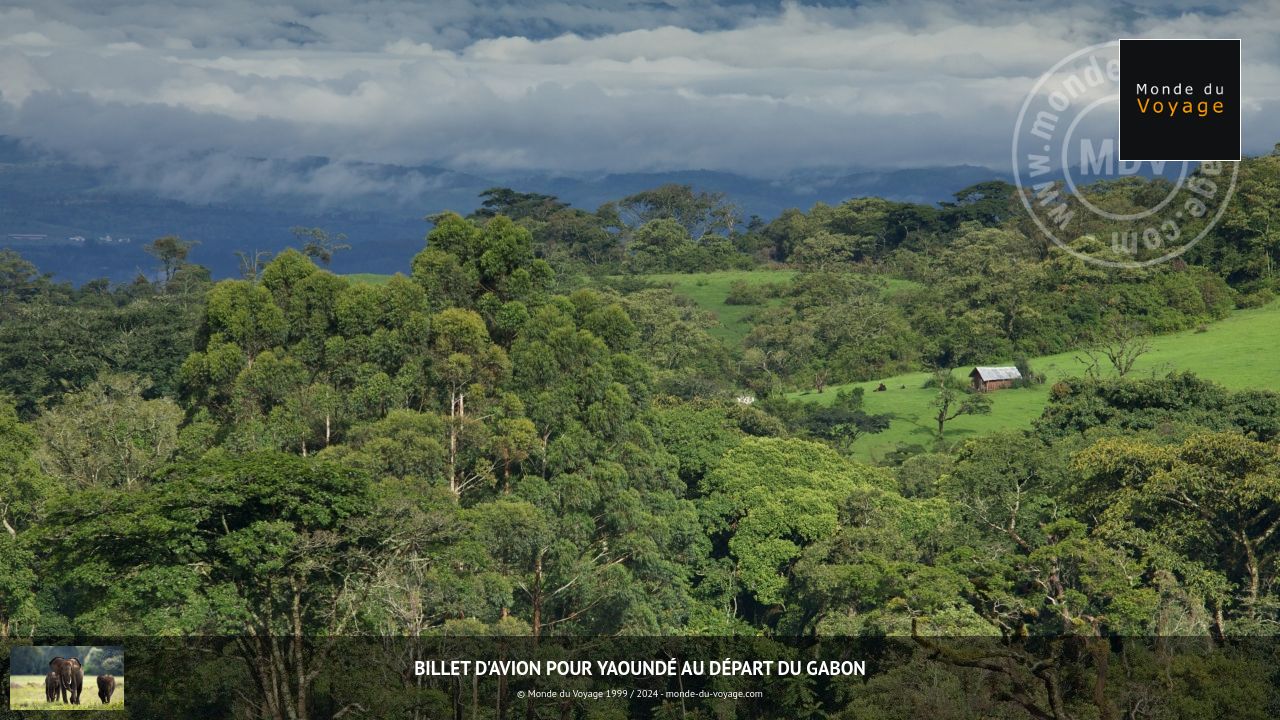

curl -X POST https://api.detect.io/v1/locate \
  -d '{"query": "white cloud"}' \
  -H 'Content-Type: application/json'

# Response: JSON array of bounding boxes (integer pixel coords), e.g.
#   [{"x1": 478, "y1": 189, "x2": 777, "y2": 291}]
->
[
  {"x1": 0, "y1": 0, "x2": 1277, "y2": 196},
  {"x1": 0, "y1": 49, "x2": 51, "y2": 103}
]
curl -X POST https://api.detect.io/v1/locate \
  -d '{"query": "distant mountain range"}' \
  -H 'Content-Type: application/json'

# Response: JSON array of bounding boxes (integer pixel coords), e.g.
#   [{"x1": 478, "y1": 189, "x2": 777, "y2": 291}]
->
[{"x1": 0, "y1": 136, "x2": 1006, "y2": 283}]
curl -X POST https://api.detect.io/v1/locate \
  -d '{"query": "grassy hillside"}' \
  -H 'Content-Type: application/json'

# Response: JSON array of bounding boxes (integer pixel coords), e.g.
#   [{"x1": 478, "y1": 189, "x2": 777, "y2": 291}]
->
[
  {"x1": 792, "y1": 300, "x2": 1280, "y2": 463},
  {"x1": 639, "y1": 270, "x2": 919, "y2": 344},
  {"x1": 349, "y1": 269, "x2": 803, "y2": 343},
  {"x1": 639, "y1": 270, "x2": 796, "y2": 343},
  {"x1": 349, "y1": 268, "x2": 922, "y2": 346}
]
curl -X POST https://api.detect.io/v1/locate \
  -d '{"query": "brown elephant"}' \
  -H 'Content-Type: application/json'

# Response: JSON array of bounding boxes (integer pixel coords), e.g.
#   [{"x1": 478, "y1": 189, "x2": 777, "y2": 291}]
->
[
  {"x1": 97, "y1": 674, "x2": 116, "y2": 704},
  {"x1": 44, "y1": 671, "x2": 59, "y2": 703},
  {"x1": 48, "y1": 656, "x2": 83, "y2": 704}
]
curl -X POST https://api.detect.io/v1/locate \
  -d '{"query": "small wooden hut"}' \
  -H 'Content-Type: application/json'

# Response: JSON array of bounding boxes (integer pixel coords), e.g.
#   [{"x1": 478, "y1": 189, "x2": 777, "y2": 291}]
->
[{"x1": 969, "y1": 366, "x2": 1022, "y2": 392}]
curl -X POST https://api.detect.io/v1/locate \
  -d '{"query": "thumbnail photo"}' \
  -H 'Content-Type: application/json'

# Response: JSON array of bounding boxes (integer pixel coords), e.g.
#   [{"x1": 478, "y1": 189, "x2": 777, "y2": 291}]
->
[{"x1": 7, "y1": 647, "x2": 123, "y2": 711}]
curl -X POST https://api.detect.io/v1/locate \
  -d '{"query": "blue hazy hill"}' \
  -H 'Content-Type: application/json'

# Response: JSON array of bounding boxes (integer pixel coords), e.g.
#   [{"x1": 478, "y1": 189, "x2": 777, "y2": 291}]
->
[{"x1": 0, "y1": 138, "x2": 1006, "y2": 283}]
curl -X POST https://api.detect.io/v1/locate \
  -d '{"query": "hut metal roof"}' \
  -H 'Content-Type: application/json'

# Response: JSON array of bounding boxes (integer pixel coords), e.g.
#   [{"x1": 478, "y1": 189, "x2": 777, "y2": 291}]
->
[{"x1": 971, "y1": 366, "x2": 1022, "y2": 381}]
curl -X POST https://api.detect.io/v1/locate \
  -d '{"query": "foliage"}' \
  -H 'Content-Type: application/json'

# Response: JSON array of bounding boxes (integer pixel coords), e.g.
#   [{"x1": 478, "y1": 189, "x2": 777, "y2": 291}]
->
[
  {"x1": 143, "y1": 235, "x2": 197, "y2": 282},
  {"x1": 36, "y1": 374, "x2": 183, "y2": 489},
  {"x1": 613, "y1": 183, "x2": 739, "y2": 239},
  {"x1": 701, "y1": 437, "x2": 894, "y2": 608},
  {"x1": 1037, "y1": 372, "x2": 1280, "y2": 442},
  {"x1": 4, "y1": 165, "x2": 1280, "y2": 716},
  {"x1": 0, "y1": 276, "x2": 204, "y2": 419},
  {"x1": 291, "y1": 226, "x2": 350, "y2": 266},
  {"x1": 790, "y1": 297, "x2": 1280, "y2": 463},
  {"x1": 1075, "y1": 432, "x2": 1280, "y2": 632}
]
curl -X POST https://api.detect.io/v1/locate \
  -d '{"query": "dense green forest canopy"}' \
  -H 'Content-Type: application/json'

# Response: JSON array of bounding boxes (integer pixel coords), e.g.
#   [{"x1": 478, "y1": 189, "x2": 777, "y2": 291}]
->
[{"x1": 3, "y1": 152, "x2": 1280, "y2": 719}]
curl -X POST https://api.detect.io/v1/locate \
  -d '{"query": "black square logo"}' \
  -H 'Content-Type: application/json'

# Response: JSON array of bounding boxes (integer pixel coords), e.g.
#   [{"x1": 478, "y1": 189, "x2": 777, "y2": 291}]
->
[{"x1": 1119, "y1": 39, "x2": 1240, "y2": 161}]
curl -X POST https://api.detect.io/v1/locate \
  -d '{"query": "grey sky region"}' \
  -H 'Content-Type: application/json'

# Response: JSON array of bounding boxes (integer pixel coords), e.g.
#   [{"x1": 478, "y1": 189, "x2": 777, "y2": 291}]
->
[{"x1": 2, "y1": 0, "x2": 1278, "y2": 196}]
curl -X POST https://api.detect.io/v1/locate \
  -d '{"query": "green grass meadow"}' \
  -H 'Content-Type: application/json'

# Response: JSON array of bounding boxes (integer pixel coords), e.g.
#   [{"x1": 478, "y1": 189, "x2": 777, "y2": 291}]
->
[
  {"x1": 639, "y1": 269, "x2": 918, "y2": 344},
  {"x1": 350, "y1": 268, "x2": 921, "y2": 345},
  {"x1": 793, "y1": 300, "x2": 1280, "y2": 462},
  {"x1": 347, "y1": 268, "x2": 1276, "y2": 463},
  {"x1": 349, "y1": 269, "x2": 807, "y2": 343},
  {"x1": 639, "y1": 270, "x2": 796, "y2": 343},
  {"x1": 8, "y1": 676, "x2": 125, "y2": 711}
]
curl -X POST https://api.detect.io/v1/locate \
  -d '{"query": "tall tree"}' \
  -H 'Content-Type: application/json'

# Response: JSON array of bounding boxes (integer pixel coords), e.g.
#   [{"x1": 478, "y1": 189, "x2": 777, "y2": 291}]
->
[
  {"x1": 615, "y1": 184, "x2": 738, "y2": 238},
  {"x1": 701, "y1": 437, "x2": 894, "y2": 611},
  {"x1": 1077, "y1": 432, "x2": 1280, "y2": 631},
  {"x1": 291, "y1": 227, "x2": 351, "y2": 267},
  {"x1": 0, "y1": 398, "x2": 48, "y2": 537},
  {"x1": 428, "y1": 308, "x2": 511, "y2": 499},
  {"x1": 470, "y1": 187, "x2": 568, "y2": 222},
  {"x1": 36, "y1": 374, "x2": 183, "y2": 489},
  {"x1": 201, "y1": 280, "x2": 288, "y2": 363},
  {"x1": 0, "y1": 249, "x2": 45, "y2": 307},
  {"x1": 0, "y1": 398, "x2": 46, "y2": 638},
  {"x1": 144, "y1": 235, "x2": 198, "y2": 282},
  {"x1": 46, "y1": 453, "x2": 377, "y2": 720}
]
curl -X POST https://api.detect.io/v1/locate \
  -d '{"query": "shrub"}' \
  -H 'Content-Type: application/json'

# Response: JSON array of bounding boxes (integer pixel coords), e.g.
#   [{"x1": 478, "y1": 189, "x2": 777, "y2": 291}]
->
[
  {"x1": 725, "y1": 280, "x2": 768, "y2": 306},
  {"x1": 1014, "y1": 356, "x2": 1045, "y2": 387},
  {"x1": 1238, "y1": 288, "x2": 1276, "y2": 309}
]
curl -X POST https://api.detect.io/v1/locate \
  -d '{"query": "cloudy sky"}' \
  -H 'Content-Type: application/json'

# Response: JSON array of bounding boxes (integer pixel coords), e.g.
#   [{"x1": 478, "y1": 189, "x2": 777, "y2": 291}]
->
[{"x1": 2, "y1": 0, "x2": 1279, "y2": 187}]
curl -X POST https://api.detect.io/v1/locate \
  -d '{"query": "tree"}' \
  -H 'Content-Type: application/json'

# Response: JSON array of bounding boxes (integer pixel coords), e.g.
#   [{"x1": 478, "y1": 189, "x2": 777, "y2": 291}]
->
[
  {"x1": 413, "y1": 213, "x2": 552, "y2": 312},
  {"x1": 46, "y1": 452, "x2": 377, "y2": 720},
  {"x1": 534, "y1": 208, "x2": 617, "y2": 266},
  {"x1": 0, "y1": 283, "x2": 201, "y2": 419},
  {"x1": 939, "y1": 181, "x2": 1017, "y2": 227},
  {"x1": 741, "y1": 308, "x2": 819, "y2": 394},
  {"x1": 235, "y1": 249, "x2": 274, "y2": 282},
  {"x1": 616, "y1": 184, "x2": 738, "y2": 239},
  {"x1": 791, "y1": 230, "x2": 864, "y2": 270},
  {"x1": 0, "y1": 249, "x2": 45, "y2": 306},
  {"x1": 1076, "y1": 432, "x2": 1280, "y2": 632},
  {"x1": 701, "y1": 437, "x2": 894, "y2": 609},
  {"x1": 1201, "y1": 152, "x2": 1280, "y2": 283},
  {"x1": 358, "y1": 474, "x2": 516, "y2": 666},
  {"x1": 626, "y1": 218, "x2": 695, "y2": 272},
  {"x1": 797, "y1": 389, "x2": 891, "y2": 452},
  {"x1": 320, "y1": 410, "x2": 446, "y2": 483},
  {"x1": 782, "y1": 481, "x2": 971, "y2": 636},
  {"x1": 291, "y1": 227, "x2": 351, "y2": 266},
  {"x1": 429, "y1": 308, "x2": 511, "y2": 499},
  {"x1": 469, "y1": 187, "x2": 568, "y2": 222},
  {"x1": 915, "y1": 227, "x2": 1044, "y2": 366},
  {"x1": 144, "y1": 235, "x2": 198, "y2": 282},
  {"x1": 500, "y1": 302, "x2": 703, "y2": 637},
  {"x1": 0, "y1": 397, "x2": 47, "y2": 638},
  {"x1": 615, "y1": 288, "x2": 734, "y2": 397},
  {"x1": 36, "y1": 374, "x2": 182, "y2": 489},
  {"x1": 0, "y1": 532, "x2": 38, "y2": 639},
  {"x1": 202, "y1": 280, "x2": 287, "y2": 363},
  {"x1": 1036, "y1": 371, "x2": 1280, "y2": 442},
  {"x1": 929, "y1": 432, "x2": 1162, "y2": 720},
  {"x1": 1094, "y1": 314, "x2": 1152, "y2": 377},
  {"x1": 0, "y1": 396, "x2": 51, "y2": 537},
  {"x1": 931, "y1": 370, "x2": 991, "y2": 440},
  {"x1": 761, "y1": 207, "x2": 812, "y2": 261}
]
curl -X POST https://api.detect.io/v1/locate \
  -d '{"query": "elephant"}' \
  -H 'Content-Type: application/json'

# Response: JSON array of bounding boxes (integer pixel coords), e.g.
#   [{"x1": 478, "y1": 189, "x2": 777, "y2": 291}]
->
[
  {"x1": 44, "y1": 671, "x2": 59, "y2": 703},
  {"x1": 97, "y1": 674, "x2": 117, "y2": 704},
  {"x1": 48, "y1": 656, "x2": 84, "y2": 704}
]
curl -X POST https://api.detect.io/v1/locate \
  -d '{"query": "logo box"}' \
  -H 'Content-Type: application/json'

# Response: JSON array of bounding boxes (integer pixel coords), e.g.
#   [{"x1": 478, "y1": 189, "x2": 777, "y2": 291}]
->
[{"x1": 1119, "y1": 39, "x2": 1241, "y2": 161}]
